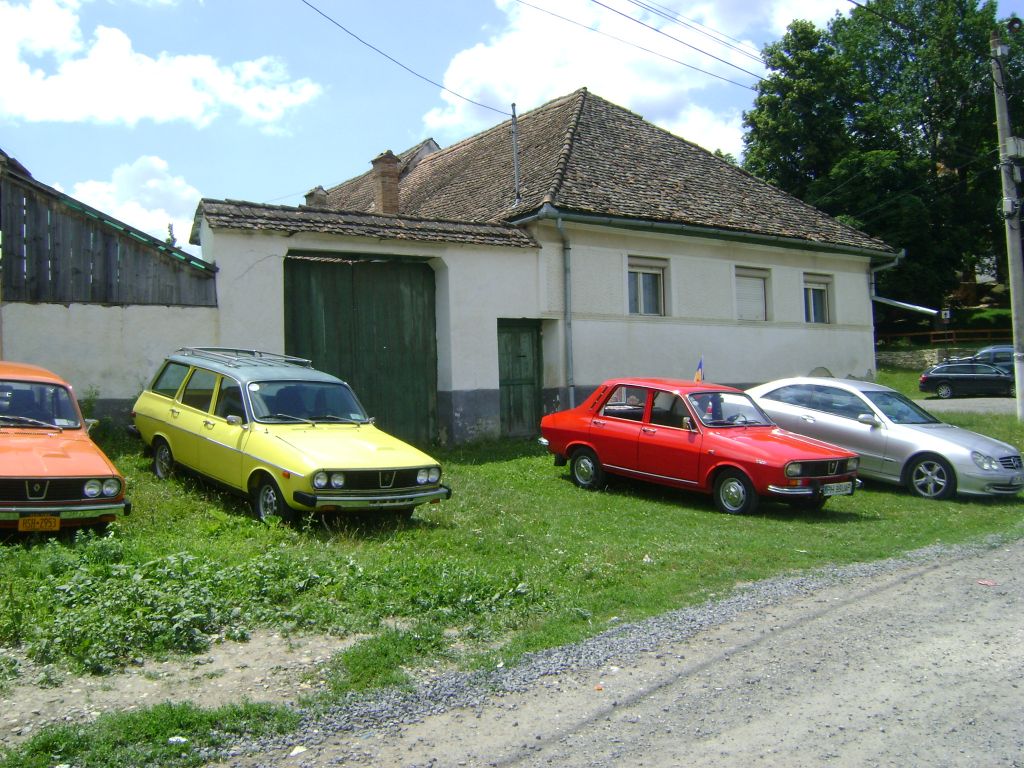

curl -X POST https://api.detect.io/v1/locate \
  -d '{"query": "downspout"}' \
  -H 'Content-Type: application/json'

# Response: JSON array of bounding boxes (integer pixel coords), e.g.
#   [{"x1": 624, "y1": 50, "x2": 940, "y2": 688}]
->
[
  {"x1": 870, "y1": 249, "x2": 938, "y2": 316},
  {"x1": 555, "y1": 214, "x2": 576, "y2": 408}
]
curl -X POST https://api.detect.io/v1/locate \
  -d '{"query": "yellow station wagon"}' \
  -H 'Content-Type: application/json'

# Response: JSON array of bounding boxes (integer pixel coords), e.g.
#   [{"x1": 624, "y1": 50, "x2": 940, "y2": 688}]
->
[{"x1": 131, "y1": 348, "x2": 451, "y2": 521}]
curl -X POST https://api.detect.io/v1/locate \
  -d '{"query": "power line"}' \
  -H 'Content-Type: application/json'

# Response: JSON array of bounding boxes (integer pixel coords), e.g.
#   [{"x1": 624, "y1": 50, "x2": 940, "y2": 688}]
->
[
  {"x1": 588, "y1": 0, "x2": 764, "y2": 81},
  {"x1": 625, "y1": 0, "x2": 763, "y2": 63},
  {"x1": 297, "y1": 0, "x2": 511, "y2": 117},
  {"x1": 514, "y1": 0, "x2": 758, "y2": 90}
]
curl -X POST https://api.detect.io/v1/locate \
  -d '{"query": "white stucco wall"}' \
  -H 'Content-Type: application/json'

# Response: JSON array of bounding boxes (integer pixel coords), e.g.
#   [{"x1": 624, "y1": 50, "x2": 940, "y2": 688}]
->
[
  {"x1": 202, "y1": 222, "x2": 542, "y2": 396},
  {"x1": 201, "y1": 215, "x2": 880, "y2": 431},
  {"x1": 529, "y1": 220, "x2": 878, "y2": 389},
  {"x1": 0, "y1": 302, "x2": 217, "y2": 399}
]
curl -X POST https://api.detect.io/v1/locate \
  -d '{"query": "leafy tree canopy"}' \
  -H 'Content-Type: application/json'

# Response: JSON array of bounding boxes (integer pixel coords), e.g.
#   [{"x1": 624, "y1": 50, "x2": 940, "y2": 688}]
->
[{"x1": 742, "y1": 0, "x2": 1023, "y2": 313}]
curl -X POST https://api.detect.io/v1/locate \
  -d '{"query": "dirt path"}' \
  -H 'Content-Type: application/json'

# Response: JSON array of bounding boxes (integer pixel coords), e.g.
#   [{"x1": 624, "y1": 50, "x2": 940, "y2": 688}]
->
[
  {"x1": 242, "y1": 538, "x2": 1024, "y2": 767},
  {"x1": 0, "y1": 632, "x2": 355, "y2": 745}
]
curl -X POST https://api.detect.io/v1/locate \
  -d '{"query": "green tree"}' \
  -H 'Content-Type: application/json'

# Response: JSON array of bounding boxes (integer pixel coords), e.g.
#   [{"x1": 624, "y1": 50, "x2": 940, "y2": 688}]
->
[{"x1": 743, "y1": 0, "x2": 1020, "y2": 312}]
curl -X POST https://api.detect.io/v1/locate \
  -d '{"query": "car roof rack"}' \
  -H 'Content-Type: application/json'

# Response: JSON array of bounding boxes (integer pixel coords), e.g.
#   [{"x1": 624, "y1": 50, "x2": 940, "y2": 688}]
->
[{"x1": 176, "y1": 347, "x2": 313, "y2": 368}]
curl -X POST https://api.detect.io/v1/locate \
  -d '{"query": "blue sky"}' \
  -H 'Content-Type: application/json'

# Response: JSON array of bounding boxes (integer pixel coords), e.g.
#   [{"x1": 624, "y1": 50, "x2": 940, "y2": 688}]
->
[{"x1": 2, "y1": 0, "x2": 1021, "y2": 256}]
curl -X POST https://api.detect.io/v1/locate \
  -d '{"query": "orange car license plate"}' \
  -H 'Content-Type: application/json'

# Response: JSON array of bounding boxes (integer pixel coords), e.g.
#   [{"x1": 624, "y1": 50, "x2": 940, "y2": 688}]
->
[{"x1": 18, "y1": 515, "x2": 60, "y2": 532}]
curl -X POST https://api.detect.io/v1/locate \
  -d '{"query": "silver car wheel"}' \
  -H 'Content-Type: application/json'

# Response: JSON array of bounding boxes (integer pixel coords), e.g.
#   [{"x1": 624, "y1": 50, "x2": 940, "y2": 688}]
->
[
  {"x1": 907, "y1": 456, "x2": 955, "y2": 500},
  {"x1": 936, "y1": 383, "x2": 954, "y2": 399}
]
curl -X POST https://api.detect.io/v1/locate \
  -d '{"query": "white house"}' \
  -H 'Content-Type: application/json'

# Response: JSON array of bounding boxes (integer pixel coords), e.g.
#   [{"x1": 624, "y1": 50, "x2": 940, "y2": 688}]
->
[{"x1": 191, "y1": 89, "x2": 898, "y2": 444}]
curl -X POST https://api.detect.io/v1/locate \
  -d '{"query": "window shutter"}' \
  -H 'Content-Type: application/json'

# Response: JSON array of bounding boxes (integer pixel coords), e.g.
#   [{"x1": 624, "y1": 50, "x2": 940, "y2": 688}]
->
[{"x1": 736, "y1": 275, "x2": 766, "y2": 321}]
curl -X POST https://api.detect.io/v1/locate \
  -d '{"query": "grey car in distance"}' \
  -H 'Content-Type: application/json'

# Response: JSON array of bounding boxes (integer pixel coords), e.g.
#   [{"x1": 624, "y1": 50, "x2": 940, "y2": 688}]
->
[{"x1": 746, "y1": 377, "x2": 1024, "y2": 500}]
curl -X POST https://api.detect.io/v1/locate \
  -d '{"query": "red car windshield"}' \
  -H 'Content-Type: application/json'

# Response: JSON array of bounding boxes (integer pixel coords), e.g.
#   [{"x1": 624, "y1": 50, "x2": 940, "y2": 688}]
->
[{"x1": 686, "y1": 391, "x2": 772, "y2": 427}]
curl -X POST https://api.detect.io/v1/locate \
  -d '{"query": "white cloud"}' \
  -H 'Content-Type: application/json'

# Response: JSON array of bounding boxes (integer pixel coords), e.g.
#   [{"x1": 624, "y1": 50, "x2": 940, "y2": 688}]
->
[
  {"x1": 0, "y1": 0, "x2": 322, "y2": 128},
  {"x1": 423, "y1": 0, "x2": 850, "y2": 156},
  {"x1": 662, "y1": 104, "x2": 746, "y2": 159},
  {"x1": 64, "y1": 156, "x2": 202, "y2": 255}
]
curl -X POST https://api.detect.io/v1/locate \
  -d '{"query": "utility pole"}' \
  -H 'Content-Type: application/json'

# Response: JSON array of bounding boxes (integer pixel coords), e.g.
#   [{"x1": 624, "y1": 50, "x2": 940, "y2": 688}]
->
[{"x1": 990, "y1": 30, "x2": 1024, "y2": 421}]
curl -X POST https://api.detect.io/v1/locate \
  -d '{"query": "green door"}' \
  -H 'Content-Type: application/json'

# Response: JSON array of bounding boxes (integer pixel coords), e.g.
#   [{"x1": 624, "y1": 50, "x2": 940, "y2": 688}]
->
[
  {"x1": 498, "y1": 320, "x2": 542, "y2": 438},
  {"x1": 284, "y1": 255, "x2": 437, "y2": 445}
]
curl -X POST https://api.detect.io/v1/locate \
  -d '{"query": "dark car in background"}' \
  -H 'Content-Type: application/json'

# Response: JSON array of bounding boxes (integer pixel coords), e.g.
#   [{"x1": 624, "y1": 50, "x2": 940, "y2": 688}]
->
[
  {"x1": 918, "y1": 362, "x2": 1014, "y2": 399},
  {"x1": 965, "y1": 344, "x2": 1013, "y2": 374}
]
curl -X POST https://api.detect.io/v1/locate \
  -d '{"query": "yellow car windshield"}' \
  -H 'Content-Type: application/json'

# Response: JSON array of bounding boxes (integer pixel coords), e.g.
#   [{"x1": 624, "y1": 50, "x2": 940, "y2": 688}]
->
[{"x1": 247, "y1": 381, "x2": 368, "y2": 424}]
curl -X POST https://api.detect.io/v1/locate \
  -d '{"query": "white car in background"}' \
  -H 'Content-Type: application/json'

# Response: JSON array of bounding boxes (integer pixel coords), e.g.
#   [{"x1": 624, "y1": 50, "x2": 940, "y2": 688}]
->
[{"x1": 746, "y1": 377, "x2": 1024, "y2": 500}]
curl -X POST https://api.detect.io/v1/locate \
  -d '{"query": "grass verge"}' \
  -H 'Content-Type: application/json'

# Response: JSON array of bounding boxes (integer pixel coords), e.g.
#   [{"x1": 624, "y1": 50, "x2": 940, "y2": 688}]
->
[{"x1": 0, "y1": 374, "x2": 1022, "y2": 766}]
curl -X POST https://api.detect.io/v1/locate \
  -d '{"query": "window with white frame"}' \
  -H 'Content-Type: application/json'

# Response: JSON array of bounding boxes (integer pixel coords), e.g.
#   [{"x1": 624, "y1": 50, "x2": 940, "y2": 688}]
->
[
  {"x1": 735, "y1": 267, "x2": 769, "y2": 321},
  {"x1": 803, "y1": 274, "x2": 832, "y2": 324},
  {"x1": 628, "y1": 258, "x2": 666, "y2": 316}
]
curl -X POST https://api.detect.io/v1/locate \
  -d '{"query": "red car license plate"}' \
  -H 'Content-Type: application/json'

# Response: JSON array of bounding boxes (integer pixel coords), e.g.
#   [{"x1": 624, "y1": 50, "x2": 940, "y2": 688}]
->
[
  {"x1": 823, "y1": 481, "x2": 853, "y2": 497},
  {"x1": 19, "y1": 515, "x2": 60, "y2": 532}
]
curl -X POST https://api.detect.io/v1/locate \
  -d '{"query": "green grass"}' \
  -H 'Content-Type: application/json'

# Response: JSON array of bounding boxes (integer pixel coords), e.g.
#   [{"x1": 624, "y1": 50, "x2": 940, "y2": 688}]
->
[
  {"x1": 1, "y1": 383, "x2": 1023, "y2": 766},
  {"x1": 876, "y1": 366, "x2": 922, "y2": 397},
  {"x1": 1, "y1": 701, "x2": 298, "y2": 768}
]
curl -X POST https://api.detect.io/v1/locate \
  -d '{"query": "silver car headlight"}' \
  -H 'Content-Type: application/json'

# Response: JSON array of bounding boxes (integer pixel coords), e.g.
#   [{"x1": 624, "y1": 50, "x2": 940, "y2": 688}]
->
[
  {"x1": 785, "y1": 463, "x2": 802, "y2": 478},
  {"x1": 102, "y1": 478, "x2": 121, "y2": 497},
  {"x1": 330, "y1": 472, "x2": 345, "y2": 489},
  {"x1": 313, "y1": 471, "x2": 329, "y2": 489},
  {"x1": 429, "y1": 467, "x2": 441, "y2": 483},
  {"x1": 84, "y1": 479, "x2": 102, "y2": 498},
  {"x1": 847, "y1": 457, "x2": 859, "y2": 471},
  {"x1": 971, "y1": 451, "x2": 1000, "y2": 472}
]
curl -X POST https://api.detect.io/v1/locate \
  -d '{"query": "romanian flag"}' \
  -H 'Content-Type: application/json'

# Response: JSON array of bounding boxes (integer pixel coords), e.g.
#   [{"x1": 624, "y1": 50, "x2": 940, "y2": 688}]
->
[{"x1": 694, "y1": 355, "x2": 704, "y2": 382}]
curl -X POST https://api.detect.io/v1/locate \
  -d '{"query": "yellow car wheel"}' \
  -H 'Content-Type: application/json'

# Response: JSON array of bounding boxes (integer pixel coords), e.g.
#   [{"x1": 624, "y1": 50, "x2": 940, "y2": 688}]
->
[{"x1": 251, "y1": 475, "x2": 294, "y2": 524}]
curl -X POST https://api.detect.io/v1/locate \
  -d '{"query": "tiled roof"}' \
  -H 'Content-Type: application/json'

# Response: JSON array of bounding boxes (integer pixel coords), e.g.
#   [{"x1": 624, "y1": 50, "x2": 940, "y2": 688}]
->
[
  {"x1": 326, "y1": 89, "x2": 895, "y2": 255},
  {"x1": 192, "y1": 199, "x2": 535, "y2": 248}
]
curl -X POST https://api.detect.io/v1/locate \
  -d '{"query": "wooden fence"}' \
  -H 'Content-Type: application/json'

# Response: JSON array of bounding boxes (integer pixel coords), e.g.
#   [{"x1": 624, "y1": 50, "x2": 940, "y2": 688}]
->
[
  {"x1": 876, "y1": 328, "x2": 1012, "y2": 345},
  {"x1": 1, "y1": 171, "x2": 217, "y2": 306}
]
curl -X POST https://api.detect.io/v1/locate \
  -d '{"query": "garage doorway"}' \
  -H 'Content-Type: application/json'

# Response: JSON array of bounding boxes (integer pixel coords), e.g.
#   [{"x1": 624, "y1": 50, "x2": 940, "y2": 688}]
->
[{"x1": 284, "y1": 255, "x2": 437, "y2": 445}]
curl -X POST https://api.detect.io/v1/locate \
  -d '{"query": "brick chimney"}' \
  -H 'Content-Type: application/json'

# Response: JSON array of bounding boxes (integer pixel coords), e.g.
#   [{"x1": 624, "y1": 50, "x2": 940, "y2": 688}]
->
[
  {"x1": 304, "y1": 185, "x2": 328, "y2": 207},
  {"x1": 371, "y1": 150, "x2": 400, "y2": 215}
]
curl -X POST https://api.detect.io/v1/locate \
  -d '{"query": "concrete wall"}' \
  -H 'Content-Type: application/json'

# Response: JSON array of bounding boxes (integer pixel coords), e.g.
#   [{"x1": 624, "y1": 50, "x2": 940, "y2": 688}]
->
[{"x1": 0, "y1": 302, "x2": 217, "y2": 419}]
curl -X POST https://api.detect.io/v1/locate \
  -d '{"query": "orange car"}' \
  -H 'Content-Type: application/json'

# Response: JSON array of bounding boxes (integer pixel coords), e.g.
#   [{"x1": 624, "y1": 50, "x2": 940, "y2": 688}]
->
[{"x1": 0, "y1": 362, "x2": 130, "y2": 533}]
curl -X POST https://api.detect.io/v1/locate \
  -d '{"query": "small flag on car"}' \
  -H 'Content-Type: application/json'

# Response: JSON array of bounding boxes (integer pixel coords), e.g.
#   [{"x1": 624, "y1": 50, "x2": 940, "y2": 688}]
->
[{"x1": 695, "y1": 355, "x2": 704, "y2": 382}]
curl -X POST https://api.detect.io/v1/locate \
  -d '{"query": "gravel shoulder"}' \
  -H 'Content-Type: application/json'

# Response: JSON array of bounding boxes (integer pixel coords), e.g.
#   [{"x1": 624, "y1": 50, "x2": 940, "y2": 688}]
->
[{"x1": 218, "y1": 536, "x2": 1024, "y2": 767}]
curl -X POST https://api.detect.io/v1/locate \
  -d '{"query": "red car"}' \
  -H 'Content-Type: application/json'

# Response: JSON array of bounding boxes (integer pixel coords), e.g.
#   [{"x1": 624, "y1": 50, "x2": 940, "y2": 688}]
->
[{"x1": 539, "y1": 378, "x2": 859, "y2": 514}]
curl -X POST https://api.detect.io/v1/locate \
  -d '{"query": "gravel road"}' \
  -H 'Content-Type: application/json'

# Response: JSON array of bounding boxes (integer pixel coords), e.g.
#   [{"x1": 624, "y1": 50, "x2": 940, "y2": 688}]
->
[{"x1": 218, "y1": 536, "x2": 1024, "y2": 768}]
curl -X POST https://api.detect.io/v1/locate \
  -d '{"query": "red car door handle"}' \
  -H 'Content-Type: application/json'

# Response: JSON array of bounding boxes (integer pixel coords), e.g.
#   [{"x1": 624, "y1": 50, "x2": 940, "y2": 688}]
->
[
  {"x1": 641, "y1": 426, "x2": 657, "y2": 434},
  {"x1": 592, "y1": 419, "x2": 606, "y2": 427}
]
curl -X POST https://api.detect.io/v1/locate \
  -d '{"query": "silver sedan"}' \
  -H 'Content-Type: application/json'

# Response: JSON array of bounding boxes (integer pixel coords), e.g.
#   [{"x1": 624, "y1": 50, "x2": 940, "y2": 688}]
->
[{"x1": 746, "y1": 377, "x2": 1024, "y2": 500}]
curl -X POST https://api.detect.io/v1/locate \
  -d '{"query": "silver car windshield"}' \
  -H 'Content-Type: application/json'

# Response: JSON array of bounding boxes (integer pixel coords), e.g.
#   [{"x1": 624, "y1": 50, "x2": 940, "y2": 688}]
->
[
  {"x1": 248, "y1": 381, "x2": 369, "y2": 424},
  {"x1": 863, "y1": 390, "x2": 940, "y2": 425},
  {"x1": 687, "y1": 391, "x2": 772, "y2": 427}
]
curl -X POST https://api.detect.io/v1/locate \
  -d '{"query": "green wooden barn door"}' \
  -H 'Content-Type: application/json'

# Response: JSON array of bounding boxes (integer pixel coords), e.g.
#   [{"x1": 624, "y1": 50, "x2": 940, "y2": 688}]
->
[
  {"x1": 498, "y1": 320, "x2": 541, "y2": 437},
  {"x1": 284, "y1": 256, "x2": 437, "y2": 445}
]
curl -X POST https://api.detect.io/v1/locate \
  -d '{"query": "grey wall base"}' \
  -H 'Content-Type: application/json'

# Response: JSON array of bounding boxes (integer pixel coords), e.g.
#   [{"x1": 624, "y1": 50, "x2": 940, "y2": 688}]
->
[{"x1": 437, "y1": 389, "x2": 501, "y2": 444}]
